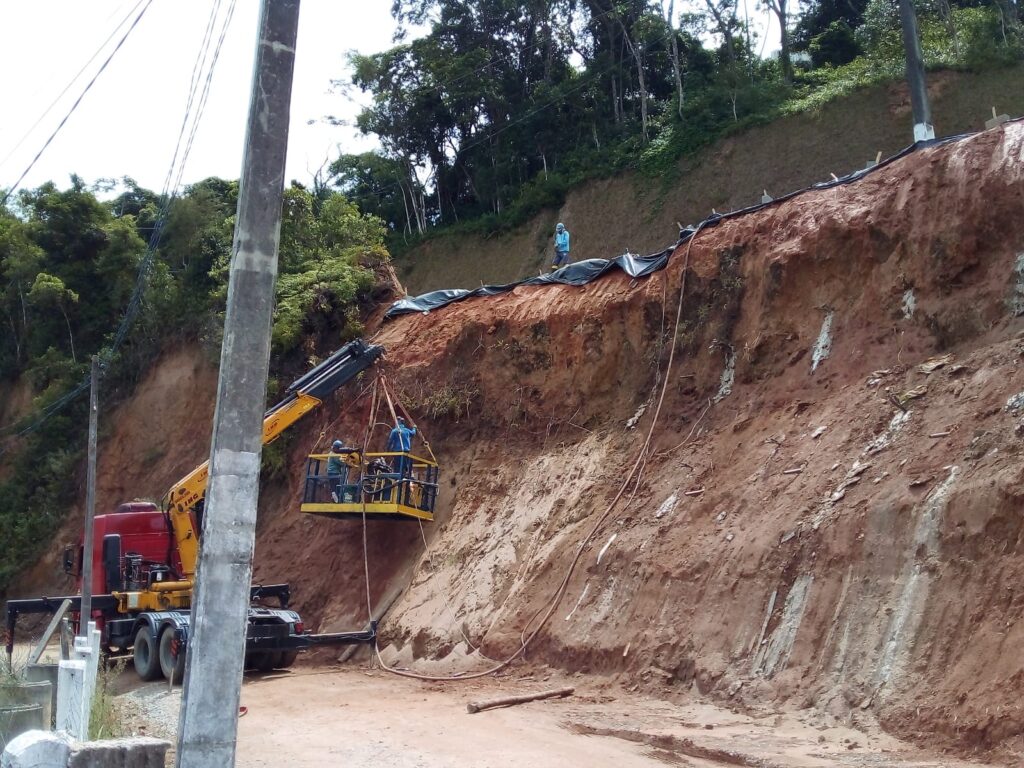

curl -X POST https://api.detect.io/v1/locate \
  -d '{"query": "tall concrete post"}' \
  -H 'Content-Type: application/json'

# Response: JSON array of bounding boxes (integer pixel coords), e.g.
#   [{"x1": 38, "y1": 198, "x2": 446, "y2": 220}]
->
[
  {"x1": 176, "y1": 2, "x2": 300, "y2": 766},
  {"x1": 897, "y1": 0, "x2": 935, "y2": 141},
  {"x1": 79, "y1": 355, "x2": 99, "y2": 629}
]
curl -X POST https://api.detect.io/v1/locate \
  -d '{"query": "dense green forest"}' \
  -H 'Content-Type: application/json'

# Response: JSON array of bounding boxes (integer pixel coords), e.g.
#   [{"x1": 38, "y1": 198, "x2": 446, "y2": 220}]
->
[
  {"x1": 0, "y1": 178, "x2": 388, "y2": 589},
  {"x1": 333, "y1": 0, "x2": 1021, "y2": 242}
]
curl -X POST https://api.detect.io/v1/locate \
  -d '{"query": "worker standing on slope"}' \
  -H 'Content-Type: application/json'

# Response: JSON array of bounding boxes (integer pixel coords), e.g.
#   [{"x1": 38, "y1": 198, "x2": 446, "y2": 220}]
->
[
  {"x1": 552, "y1": 222, "x2": 570, "y2": 270},
  {"x1": 387, "y1": 417, "x2": 418, "y2": 479}
]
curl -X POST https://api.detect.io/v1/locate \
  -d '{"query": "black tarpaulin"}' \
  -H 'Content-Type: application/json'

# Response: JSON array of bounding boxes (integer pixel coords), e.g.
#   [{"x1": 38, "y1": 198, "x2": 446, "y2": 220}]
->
[{"x1": 384, "y1": 126, "x2": 993, "y2": 321}]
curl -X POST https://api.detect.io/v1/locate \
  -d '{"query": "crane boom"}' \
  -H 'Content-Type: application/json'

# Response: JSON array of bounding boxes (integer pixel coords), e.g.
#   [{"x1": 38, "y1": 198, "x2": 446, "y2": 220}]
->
[{"x1": 162, "y1": 338, "x2": 384, "y2": 578}]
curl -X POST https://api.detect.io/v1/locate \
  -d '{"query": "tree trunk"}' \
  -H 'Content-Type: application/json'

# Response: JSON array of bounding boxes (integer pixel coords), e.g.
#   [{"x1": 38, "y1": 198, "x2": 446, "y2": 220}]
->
[
  {"x1": 666, "y1": 0, "x2": 685, "y2": 120},
  {"x1": 772, "y1": 0, "x2": 793, "y2": 81},
  {"x1": 18, "y1": 282, "x2": 27, "y2": 332},
  {"x1": 6, "y1": 311, "x2": 20, "y2": 362},
  {"x1": 704, "y1": 0, "x2": 738, "y2": 64},
  {"x1": 616, "y1": 17, "x2": 648, "y2": 141},
  {"x1": 61, "y1": 306, "x2": 76, "y2": 363},
  {"x1": 398, "y1": 181, "x2": 413, "y2": 235}
]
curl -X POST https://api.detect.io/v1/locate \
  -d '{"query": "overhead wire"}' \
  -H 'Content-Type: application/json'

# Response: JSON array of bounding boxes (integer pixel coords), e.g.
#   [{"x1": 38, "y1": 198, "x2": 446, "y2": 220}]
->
[
  {"x1": 0, "y1": 0, "x2": 238, "y2": 446},
  {"x1": 0, "y1": 0, "x2": 147, "y2": 176},
  {"x1": 0, "y1": 0, "x2": 155, "y2": 209}
]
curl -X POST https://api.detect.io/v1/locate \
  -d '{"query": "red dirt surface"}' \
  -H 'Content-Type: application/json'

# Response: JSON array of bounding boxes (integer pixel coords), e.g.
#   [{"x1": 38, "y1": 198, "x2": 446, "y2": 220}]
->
[
  {"x1": 361, "y1": 122, "x2": 1024, "y2": 763},
  {"x1": 16, "y1": 122, "x2": 1024, "y2": 763}
]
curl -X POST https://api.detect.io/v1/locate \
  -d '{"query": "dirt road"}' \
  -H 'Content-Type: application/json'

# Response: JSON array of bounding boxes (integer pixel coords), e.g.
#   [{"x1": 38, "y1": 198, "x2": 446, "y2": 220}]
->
[{"x1": 118, "y1": 665, "x2": 995, "y2": 767}]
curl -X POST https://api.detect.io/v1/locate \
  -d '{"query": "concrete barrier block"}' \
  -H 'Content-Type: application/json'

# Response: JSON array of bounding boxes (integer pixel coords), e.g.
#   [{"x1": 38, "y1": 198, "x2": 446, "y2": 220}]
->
[
  {"x1": 1, "y1": 684, "x2": 52, "y2": 730},
  {"x1": 986, "y1": 113, "x2": 1010, "y2": 129},
  {"x1": 22, "y1": 667, "x2": 58, "y2": 728},
  {"x1": 0, "y1": 705, "x2": 46, "y2": 751},
  {"x1": 1, "y1": 729, "x2": 72, "y2": 768},
  {"x1": 55, "y1": 661, "x2": 88, "y2": 741},
  {"x1": 67, "y1": 737, "x2": 171, "y2": 768}
]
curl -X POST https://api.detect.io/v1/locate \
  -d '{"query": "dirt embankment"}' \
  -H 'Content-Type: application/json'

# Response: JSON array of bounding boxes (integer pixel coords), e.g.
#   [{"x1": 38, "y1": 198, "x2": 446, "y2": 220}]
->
[
  {"x1": 246, "y1": 122, "x2": 1024, "y2": 761},
  {"x1": 13, "y1": 346, "x2": 219, "y2": 596},
  {"x1": 16, "y1": 121, "x2": 1024, "y2": 763},
  {"x1": 395, "y1": 65, "x2": 1024, "y2": 295}
]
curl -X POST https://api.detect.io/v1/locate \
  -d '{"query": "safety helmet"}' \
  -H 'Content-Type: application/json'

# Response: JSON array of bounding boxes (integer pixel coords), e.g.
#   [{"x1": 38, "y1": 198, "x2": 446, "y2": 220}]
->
[
  {"x1": 331, "y1": 440, "x2": 344, "y2": 451},
  {"x1": 556, "y1": 222, "x2": 564, "y2": 231}
]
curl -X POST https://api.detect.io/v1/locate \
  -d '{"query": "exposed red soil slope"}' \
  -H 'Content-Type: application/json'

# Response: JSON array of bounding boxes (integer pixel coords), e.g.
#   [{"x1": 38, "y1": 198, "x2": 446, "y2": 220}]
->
[
  {"x1": 17, "y1": 122, "x2": 1024, "y2": 763},
  {"x1": 14, "y1": 346, "x2": 218, "y2": 596},
  {"x1": 256, "y1": 122, "x2": 1024, "y2": 762}
]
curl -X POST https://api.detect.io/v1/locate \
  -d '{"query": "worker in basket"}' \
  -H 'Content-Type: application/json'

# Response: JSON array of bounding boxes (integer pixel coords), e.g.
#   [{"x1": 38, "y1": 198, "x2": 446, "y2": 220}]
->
[
  {"x1": 386, "y1": 416, "x2": 417, "y2": 480},
  {"x1": 326, "y1": 438, "x2": 357, "y2": 502}
]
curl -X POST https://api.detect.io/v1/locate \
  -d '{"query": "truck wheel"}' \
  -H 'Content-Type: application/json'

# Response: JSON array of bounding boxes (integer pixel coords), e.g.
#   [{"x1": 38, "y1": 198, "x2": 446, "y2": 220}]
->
[
  {"x1": 279, "y1": 651, "x2": 299, "y2": 669},
  {"x1": 253, "y1": 652, "x2": 281, "y2": 672},
  {"x1": 133, "y1": 626, "x2": 163, "y2": 681},
  {"x1": 158, "y1": 627, "x2": 186, "y2": 684}
]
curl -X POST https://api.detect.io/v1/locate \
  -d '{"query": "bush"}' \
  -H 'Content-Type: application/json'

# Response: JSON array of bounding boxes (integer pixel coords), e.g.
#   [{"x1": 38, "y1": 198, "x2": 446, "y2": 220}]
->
[{"x1": 810, "y1": 21, "x2": 862, "y2": 66}]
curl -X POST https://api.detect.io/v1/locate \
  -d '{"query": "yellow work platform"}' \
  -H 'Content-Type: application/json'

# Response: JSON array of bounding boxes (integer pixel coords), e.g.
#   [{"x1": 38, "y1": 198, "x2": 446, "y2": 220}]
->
[{"x1": 300, "y1": 451, "x2": 439, "y2": 522}]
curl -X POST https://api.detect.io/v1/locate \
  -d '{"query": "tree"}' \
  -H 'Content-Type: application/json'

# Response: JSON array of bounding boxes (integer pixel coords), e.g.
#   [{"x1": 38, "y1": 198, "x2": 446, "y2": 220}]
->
[
  {"x1": 809, "y1": 20, "x2": 861, "y2": 65},
  {"x1": 764, "y1": 0, "x2": 794, "y2": 80},
  {"x1": 663, "y1": 0, "x2": 687, "y2": 119},
  {"x1": 28, "y1": 272, "x2": 79, "y2": 362}
]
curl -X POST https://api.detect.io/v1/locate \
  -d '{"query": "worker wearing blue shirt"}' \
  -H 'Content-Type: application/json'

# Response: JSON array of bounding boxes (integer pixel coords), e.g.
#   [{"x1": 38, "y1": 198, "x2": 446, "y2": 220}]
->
[
  {"x1": 552, "y1": 222, "x2": 570, "y2": 269},
  {"x1": 387, "y1": 417, "x2": 417, "y2": 480}
]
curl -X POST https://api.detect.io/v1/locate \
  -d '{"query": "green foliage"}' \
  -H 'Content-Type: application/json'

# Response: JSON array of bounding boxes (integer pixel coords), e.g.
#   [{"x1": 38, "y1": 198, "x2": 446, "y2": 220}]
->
[
  {"x1": 339, "y1": 0, "x2": 1021, "y2": 251},
  {"x1": 0, "y1": 177, "x2": 389, "y2": 593},
  {"x1": 89, "y1": 658, "x2": 127, "y2": 740},
  {"x1": 809, "y1": 21, "x2": 862, "y2": 66}
]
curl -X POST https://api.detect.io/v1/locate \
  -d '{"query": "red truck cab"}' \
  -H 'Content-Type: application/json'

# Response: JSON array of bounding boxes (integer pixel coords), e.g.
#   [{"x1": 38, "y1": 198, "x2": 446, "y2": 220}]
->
[{"x1": 64, "y1": 501, "x2": 190, "y2": 630}]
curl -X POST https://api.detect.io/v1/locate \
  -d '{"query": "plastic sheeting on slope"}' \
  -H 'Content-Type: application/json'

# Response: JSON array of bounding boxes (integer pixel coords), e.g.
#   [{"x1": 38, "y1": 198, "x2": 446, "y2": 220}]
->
[{"x1": 384, "y1": 126, "x2": 995, "y2": 321}]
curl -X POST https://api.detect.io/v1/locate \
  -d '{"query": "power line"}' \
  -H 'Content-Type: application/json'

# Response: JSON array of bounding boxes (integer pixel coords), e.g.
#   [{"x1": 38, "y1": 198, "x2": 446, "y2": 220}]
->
[
  {"x1": 0, "y1": 0, "x2": 147, "y2": 176},
  {"x1": 0, "y1": 0, "x2": 155, "y2": 209},
  {"x1": 0, "y1": 0, "x2": 238, "y2": 448}
]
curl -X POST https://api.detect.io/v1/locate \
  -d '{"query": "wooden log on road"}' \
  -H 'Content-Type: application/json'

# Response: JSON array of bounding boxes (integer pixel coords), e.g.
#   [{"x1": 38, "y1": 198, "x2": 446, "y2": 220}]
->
[{"x1": 467, "y1": 686, "x2": 574, "y2": 714}]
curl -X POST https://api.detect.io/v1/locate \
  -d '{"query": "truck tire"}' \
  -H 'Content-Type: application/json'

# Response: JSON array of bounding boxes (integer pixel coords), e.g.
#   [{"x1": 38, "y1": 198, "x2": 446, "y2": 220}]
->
[
  {"x1": 133, "y1": 626, "x2": 163, "y2": 681},
  {"x1": 158, "y1": 627, "x2": 186, "y2": 684},
  {"x1": 279, "y1": 651, "x2": 299, "y2": 669},
  {"x1": 253, "y1": 652, "x2": 281, "y2": 672}
]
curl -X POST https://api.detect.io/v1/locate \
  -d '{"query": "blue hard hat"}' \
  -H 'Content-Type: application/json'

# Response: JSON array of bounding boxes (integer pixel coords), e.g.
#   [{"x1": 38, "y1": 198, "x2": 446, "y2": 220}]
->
[
  {"x1": 556, "y1": 222, "x2": 564, "y2": 230},
  {"x1": 331, "y1": 440, "x2": 344, "y2": 451}
]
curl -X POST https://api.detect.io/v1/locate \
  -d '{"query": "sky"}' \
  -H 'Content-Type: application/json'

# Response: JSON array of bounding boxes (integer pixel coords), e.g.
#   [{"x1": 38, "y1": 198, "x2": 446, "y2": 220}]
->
[
  {"x1": 0, "y1": 1, "x2": 781, "y2": 200},
  {"x1": 0, "y1": 1, "x2": 406, "y2": 197}
]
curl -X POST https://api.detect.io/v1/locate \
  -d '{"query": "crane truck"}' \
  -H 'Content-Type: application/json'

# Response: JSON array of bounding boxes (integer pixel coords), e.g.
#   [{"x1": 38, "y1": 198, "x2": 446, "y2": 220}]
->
[{"x1": 5, "y1": 338, "x2": 383, "y2": 681}]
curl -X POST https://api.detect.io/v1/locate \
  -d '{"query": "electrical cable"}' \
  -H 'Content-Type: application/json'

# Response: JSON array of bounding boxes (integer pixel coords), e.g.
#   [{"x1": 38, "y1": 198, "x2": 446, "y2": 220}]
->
[
  {"x1": 0, "y1": 0, "x2": 237, "y2": 446},
  {"x1": 0, "y1": 0, "x2": 155, "y2": 208},
  {"x1": 363, "y1": 221, "x2": 708, "y2": 682},
  {"x1": 0, "y1": 0, "x2": 146, "y2": 175}
]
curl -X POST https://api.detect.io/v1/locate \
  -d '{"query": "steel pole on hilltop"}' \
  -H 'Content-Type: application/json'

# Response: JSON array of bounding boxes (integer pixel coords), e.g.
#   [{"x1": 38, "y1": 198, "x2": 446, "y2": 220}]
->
[{"x1": 897, "y1": 0, "x2": 935, "y2": 141}]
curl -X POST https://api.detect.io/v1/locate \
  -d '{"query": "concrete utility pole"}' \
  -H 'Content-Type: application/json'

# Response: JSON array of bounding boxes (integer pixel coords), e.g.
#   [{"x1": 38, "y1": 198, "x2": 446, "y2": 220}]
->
[
  {"x1": 79, "y1": 355, "x2": 100, "y2": 627},
  {"x1": 897, "y1": 0, "x2": 935, "y2": 141},
  {"x1": 176, "y1": 2, "x2": 300, "y2": 766}
]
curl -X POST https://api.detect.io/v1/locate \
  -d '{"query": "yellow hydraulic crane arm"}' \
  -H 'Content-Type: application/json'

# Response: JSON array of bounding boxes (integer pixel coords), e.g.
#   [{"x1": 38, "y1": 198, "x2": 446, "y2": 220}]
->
[{"x1": 160, "y1": 339, "x2": 384, "y2": 579}]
